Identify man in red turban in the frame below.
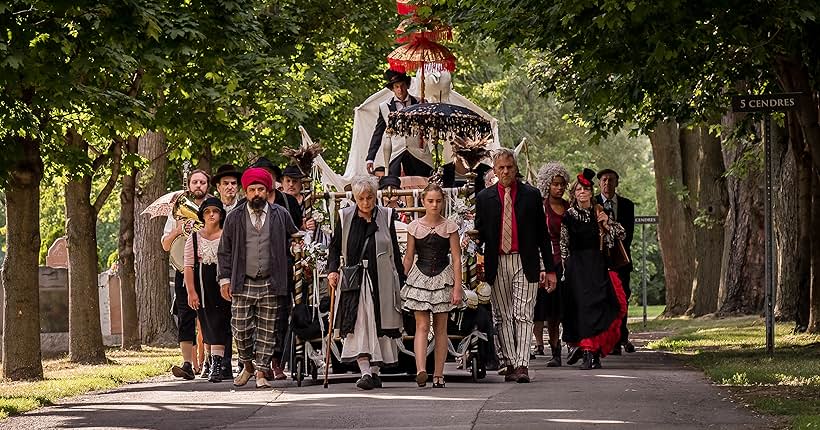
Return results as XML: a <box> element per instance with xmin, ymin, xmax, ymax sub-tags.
<box><xmin>218</xmin><ymin>167</ymin><xmax>298</xmax><ymax>388</ymax></box>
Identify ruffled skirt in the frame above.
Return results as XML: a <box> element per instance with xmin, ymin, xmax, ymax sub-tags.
<box><xmin>401</xmin><ymin>264</ymin><xmax>455</xmax><ymax>314</ymax></box>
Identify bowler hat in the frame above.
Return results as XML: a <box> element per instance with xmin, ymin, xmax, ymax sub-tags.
<box><xmin>384</xmin><ymin>69</ymin><xmax>411</xmax><ymax>89</ymax></box>
<box><xmin>197</xmin><ymin>196</ymin><xmax>226</xmax><ymax>228</ymax></box>
<box><xmin>210</xmin><ymin>164</ymin><xmax>243</xmax><ymax>186</ymax></box>
<box><xmin>596</xmin><ymin>168</ymin><xmax>620</xmax><ymax>180</ymax></box>
<box><xmin>282</xmin><ymin>165</ymin><xmax>305</xmax><ymax>179</ymax></box>
<box><xmin>251</xmin><ymin>156</ymin><xmax>282</xmax><ymax>181</ymax></box>
<box><xmin>379</xmin><ymin>175</ymin><xmax>402</xmax><ymax>190</ymax></box>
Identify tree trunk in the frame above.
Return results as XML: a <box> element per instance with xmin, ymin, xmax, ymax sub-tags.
<box><xmin>772</xmin><ymin>114</ymin><xmax>803</xmax><ymax>323</ymax></box>
<box><xmin>809</xmin><ymin>171</ymin><xmax>820</xmax><ymax>333</ymax></box>
<box><xmin>649</xmin><ymin>120</ymin><xmax>695</xmax><ymax>316</ymax></box>
<box><xmin>65</xmin><ymin>130</ymin><xmax>106</xmax><ymax>364</ymax></box>
<box><xmin>686</xmin><ymin>126</ymin><xmax>728</xmax><ymax>316</ymax></box>
<box><xmin>119</xmin><ymin>136</ymin><xmax>141</xmax><ymax>350</ymax></box>
<box><xmin>717</xmin><ymin>118</ymin><xmax>765</xmax><ymax>315</ymax></box>
<box><xmin>197</xmin><ymin>142</ymin><xmax>212</xmax><ymax>174</ymax></box>
<box><xmin>1</xmin><ymin>137</ymin><xmax>44</xmax><ymax>380</ymax></box>
<box><xmin>134</xmin><ymin>131</ymin><xmax>177</xmax><ymax>345</ymax></box>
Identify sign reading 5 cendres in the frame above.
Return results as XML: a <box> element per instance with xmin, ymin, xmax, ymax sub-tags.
<box><xmin>731</xmin><ymin>93</ymin><xmax>805</xmax><ymax>112</ymax></box>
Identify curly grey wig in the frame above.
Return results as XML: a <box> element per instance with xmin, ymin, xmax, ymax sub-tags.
<box><xmin>536</xmin><ymin>162</ymin><xmax>570</xmax><ymax>197</ymax></box>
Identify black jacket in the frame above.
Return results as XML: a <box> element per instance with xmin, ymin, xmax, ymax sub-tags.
<box><xmin>595</xmin><ymin>193</ymin><xmax>635</xmax><ymax>272</ymax></box>
<box><xmin>366</xmin><ymin>95</ymin><xmax>420</xmax><ymax>162</ymax></box>
<box><xmin>475</xmin><ymin>181</ymin><xmax>554</xmax><ymax>285</ymax></box>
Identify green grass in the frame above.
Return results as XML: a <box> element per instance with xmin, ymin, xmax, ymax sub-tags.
<box><xmin>0</xmin><ymin>347</ymin><xmax>178</xmax><ymax>419</ymax></box>
<box><xmin>637</xmin><ymin>316</ymin><xmax>820</xmax><ymax>429</ymax></box>
<box><xmin>626</xmin><ymin>304</ymin><xmax>665</xmax><ymax>320</ymax></box>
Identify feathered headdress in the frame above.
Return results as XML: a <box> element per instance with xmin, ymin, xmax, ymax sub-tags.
<box><xmin>452</xmin><ymin>134</ymin><xmax>491</xmax><ymax>171</ymax></box>
<box><xmin>281</xmin><ymin>141</ymin><xmax>323</xmax><ymax>177</ymax></box>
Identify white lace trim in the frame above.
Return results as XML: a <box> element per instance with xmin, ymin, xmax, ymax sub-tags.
<box><xmin>406</xmin><ymin>218</ymin><xmax>459</xmax><ymax>239</ymax></box>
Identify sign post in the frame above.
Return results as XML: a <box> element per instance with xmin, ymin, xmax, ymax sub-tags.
<box><xmin>731</xmin><ymin>92</ymin><xmax>804</xmax><ymax>355</ymax></box>
<box><xmin>635</xmin><ymin>216</ymin><xmax>658</xmax><ymax>328</ymax></box>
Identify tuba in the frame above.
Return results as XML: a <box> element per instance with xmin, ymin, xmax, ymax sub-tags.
<box><xmin>169</xmin><ymin>194</ymin><xmax>204</xmax><ymax>272</ymax></box>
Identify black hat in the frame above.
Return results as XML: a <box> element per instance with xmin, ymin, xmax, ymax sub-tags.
<box><xmin>379</xmin><ymin>175</ymin><xmax>402</xmax><ymax>190</ymax></box>
<box><xmin>596</xmin><ymin>168</ymin><xmax>620</xmax><ymax>180</ymax></box>
<box><xmin>282</xmin><ymin>165</ymin><xmax>305</xmax><ymax>179</ymax></box>
<box><xmin>577</xmin><ymin>168</ymin><xmax>596</xmax><ymax>187</ymax></box>
<box><xmin>251</xmin><ymin>156</ymin><xmax>282</xmax><ymax>181</ymax></box>
<box><xmin>197</xmin><ymin>196</ymin><xmax>226</xmax><ymax>228</ymax></box>
<box><xmin>210</xmin><ymin>164</ymin><xmax>243</xmax><ymax>186</ymax></box>
<box><xmin>384</xmin><ymin>69</ymin><xmax>411</xmax><ymax>89</ymax></box>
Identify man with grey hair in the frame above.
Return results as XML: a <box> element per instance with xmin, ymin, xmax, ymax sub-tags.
<box><xmin>474</xmin><ymin>148</ymin><xmax>557</xmax><ymax>383</ymax></box>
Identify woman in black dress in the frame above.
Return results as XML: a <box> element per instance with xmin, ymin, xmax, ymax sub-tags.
<box><xmin>184</xmin><ymin>197</ymin><xmax>233</xmax><ymax>382</ymax></box>
<box><xmin>560</xmin><ymin>169</ymin><xmax>627</xmax><ymax>370</ymax></box>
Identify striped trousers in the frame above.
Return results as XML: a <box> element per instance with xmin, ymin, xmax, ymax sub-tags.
<box><xmin>491</xmin><ymin>254</ymin><xmax>539</xmax><ymax>369</ymax></box>
<box><xmin>232</xmin><ymin>281</ymin><xmax>281</xmax><ymax>368</ymax></box>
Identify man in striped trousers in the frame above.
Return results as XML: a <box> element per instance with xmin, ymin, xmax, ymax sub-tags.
<box><xmin>475</xmin><ymin>149</ymin><xmax>557</xmax><ymax>383</ymax></box>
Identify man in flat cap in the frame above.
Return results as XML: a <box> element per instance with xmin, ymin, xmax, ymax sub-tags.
<box><xmin>366</xmin><ymin>69</ymin><xmax>433</xmax><ymax>177</ymax></box>
<box><xmin>595</xmin><ymin>168</ymin><xmax>635</xmax><ymax>355</ymax></box>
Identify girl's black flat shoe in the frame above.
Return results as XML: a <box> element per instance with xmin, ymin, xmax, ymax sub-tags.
<box><xmin>432</xmin><ymin>378</ymin><xmax>445</xmax><ymax>388</ymax></box>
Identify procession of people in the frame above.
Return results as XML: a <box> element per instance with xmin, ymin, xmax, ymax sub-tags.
<box><xmin>160</xmin><ymin>69</ymin><xmax>636</xmax><ymax>391</ymax></box>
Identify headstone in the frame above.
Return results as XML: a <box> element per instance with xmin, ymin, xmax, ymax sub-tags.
<box><xmin>45</xmin><ymin>237</ymin><xmax>68</xmax><ymax>268</ymax></box>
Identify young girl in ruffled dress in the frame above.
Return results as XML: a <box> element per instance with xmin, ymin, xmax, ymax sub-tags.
<box><xmin>402</xmin><ymin>183</ymin><xmax>463</xmax><ymax>388</ymax></box>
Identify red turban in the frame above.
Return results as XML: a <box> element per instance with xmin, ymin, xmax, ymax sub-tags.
<box><xmin>241</xmin><ymin>167</ymin><xmax>273</xmax><ymax>191</ymax></box>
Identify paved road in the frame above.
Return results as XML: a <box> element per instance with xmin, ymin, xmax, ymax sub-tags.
<box><xmin>1</xmin><ymin>332</ymin><xmax>777</xmax><ymax>429</ymax></box>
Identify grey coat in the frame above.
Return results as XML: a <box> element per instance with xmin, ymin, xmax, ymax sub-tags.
<box><xmin>218</xmin><ymin>201</ymin><xmax>298</xmax><ymax>295</ymax></box>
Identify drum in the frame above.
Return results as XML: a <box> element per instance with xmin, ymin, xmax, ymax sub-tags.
<box><xmin>169</xmin><ymin>235</ymin><xmax>187</xmax><ymax>272</ymax></box>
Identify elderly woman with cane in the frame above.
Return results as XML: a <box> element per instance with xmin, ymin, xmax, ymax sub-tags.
<box><xmin>327</xmin><ymin>175</ymin><xmax>405</xmax><ymax>390</ymax></box>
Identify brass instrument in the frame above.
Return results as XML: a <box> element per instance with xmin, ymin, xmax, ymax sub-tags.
<box><xmin>169</xmin><ymin>194</ymin><xmax>203</xmax><ymax>272</ymax></box>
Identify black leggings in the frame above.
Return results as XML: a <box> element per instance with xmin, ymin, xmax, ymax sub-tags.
<box><xmin>174</xmin><ymin>271</ymin><xmax>198</xmax><ymax>343</ymax></box>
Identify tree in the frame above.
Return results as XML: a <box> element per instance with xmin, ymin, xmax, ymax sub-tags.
<box><xmin>438</xmin><ymin>0</ymin><xmax>820</xmax><ymax>322</ymax></box>
<box><xmin>119</xmin><ymin>136</ymin><xmax>141</xmax><ymax>350</ymax></box>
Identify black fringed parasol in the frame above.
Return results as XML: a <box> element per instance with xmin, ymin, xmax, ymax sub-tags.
<box><xmin>387</xmin><ymin>102</ymin><xmax>492</xmax><ymax>142</ymax></box>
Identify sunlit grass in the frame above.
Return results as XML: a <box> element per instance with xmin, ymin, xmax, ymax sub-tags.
<box><xmin>0</xmin><ymin>346</ymin><xmax>177</xmax><ymax>419</ymax></box>
<box><xmin>639</xmin><ymin>316</ymin><xmax>820</xmax><ymax>429</ymax></box>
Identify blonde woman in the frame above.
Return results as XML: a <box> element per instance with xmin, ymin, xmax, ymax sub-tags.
<box><xmin>402</xmin><ymin>183</ymin><xmax>463</xmax><ymax>388</ymax></box>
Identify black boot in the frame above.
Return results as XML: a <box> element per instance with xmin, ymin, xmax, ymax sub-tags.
<box><xmin>547</xmin><ymin>342</ymin><xmax>562</xmax><ymax>367</ymax></box>
<box><xmin>222</xmin><ymin>347</ymin><xmax>234</xmax><ymax>379</ymax></box>
<box><xmin>579</xmin><ymin>351</ymin><xmax>593</xmax><ymax>370</ymax></box>
<box><xmin>566</xmin><ymin>346</ymin><xmax>583</xmax><ymax>365</ymax></box>
<box><xmin>209</xmin><ymin>355</ymin><xmax>224</xmax><ymax>382</ymax></box>
<box><xmin>200</xmin><ymin>354</ymin><xmax>211</xmax><ymax>378</ymax></box>
<box><xmin>591</xmin><ymin>352</ymin><xmax>602</xmax><ymax>369</ymax></box>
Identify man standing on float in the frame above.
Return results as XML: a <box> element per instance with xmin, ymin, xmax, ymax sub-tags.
<box><xmin>366</xmin><ymin>69</ymin><xmax>433</xmax><ymax>177</ymax></box>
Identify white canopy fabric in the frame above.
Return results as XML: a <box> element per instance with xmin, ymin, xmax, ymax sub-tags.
<box><xmin>342</xmin><ymin>71</ymin><xmax>501</xmax><ymax>185</ymax></box>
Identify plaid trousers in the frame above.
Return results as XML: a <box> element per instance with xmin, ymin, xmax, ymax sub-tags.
<box><xmin>231</xmin><ymin>281</ymin><xmax>281</xmax><ymax>368</ymax></box>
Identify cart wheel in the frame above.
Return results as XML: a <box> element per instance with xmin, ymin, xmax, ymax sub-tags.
<box><xmin>477</xmin><ymin>365</ymin><xmax>486</xmax><ymax>379</ymax></box>
<box><xmin>311</xmin><ymin>361</ymin><xmax>318</xmax><ymax>382</ymax></box>
<box><xmin>471</xmin><ymin>356</ymin><xmax>479</xmax><ymax>383</ymax></box>
<box><xmin>296</xmin><ymin>358</ymin><xmax>304</xmax><ymax>387</ymax></box>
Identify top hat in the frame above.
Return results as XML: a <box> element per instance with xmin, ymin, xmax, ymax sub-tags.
<box><xmin>210</xmin><ymin>164</ymin><xmax>243</xmax><ymax>186</ymax></box>
<box><xmin>384</xmin><ymin>69</ymin><xmax>411</xmax><ymax>89</ymax></box>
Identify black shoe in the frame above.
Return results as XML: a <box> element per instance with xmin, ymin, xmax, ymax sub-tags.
<box><xmin>222</xmin><ymin>360</ymin><xmax>234</xmax><ymax>380</ymax></box>
<box><xmin>566</xmin><ymin>346</ymin><xmax>583</xmax><ymax>365</ymax></box>
<box><xmin>547</xmin><ymin>342</ymin><xmax>562</xmax><ymax>367</ymax></box>
<box><xmin>372</xmin><ymin>374</ymin><xmax>383</xmax><ymax>388</ymax></box>
<box><xmin>534</xmin><ymin>345</ymin><xmax>545</xmax><ymax>356</ymax></box>
<box><xmin>172</xmin><ymin>361</ymin><xmax>195</xmax><ymax>380</ymax></box>
<box><xmin>356</xmin><ymin>374</ymin><xmax>376</xmax><ymax>390</ymax></box>
<box><xmin>610</xmin><ymin>344</ymin><xmax>622</xmax><ymax>355</ymax></box>
<box><xmin>200</xmin><ymin>355</ymin><xmax>211</xmax><ymax>378</ymax></box>
<box><xmin>579</xmin><ymin>351</ymin><xmax>593</xmax><ymax>370</ymax></box>
<box><xmin>591</xmin><ymin>352</ymin><xmax>602</xmax><ymax>369</ymax></box>
<box><xmin>623</xmin><ymin>341</ymin><xmax>636</xmax><ymax>353</ymax></box>
<box><xmin>432</xmin><ymin>377</ymin><xmax>445</xmax><ymax>388</ymax></box>
<box><xmin>209</xmin><ymin>355</ymin><xmax>224</xmax><ymax>383</ymax></box>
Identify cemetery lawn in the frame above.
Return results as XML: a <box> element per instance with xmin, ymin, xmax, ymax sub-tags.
<box><xmin>0</xmin><ymin>347</ymin><xmax>178</xmax><ymax>419</ymax></box>
<box><xmin>638</xmin><ymin>316</ymin><xmax>820</xmax><ymax>429</ymax></box>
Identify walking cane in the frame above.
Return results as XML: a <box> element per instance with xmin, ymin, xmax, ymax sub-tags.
<box><xmin>323</xmin><ymin>282</ymin><xmax>336</xmax><ymax>388</ymax></box>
